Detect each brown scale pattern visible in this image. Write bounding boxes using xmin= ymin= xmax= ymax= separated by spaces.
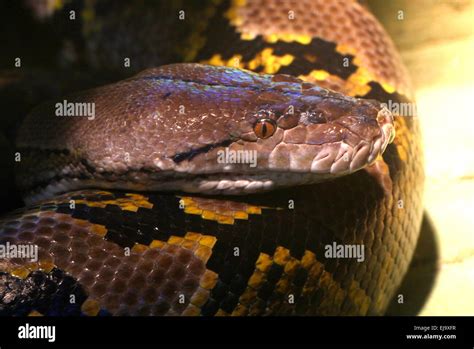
xmin=0 ymin=210 xmax=209 ymax=316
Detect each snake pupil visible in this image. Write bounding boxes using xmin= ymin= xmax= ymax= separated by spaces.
xmin=254 ymin=118 xmax=276 ymax=139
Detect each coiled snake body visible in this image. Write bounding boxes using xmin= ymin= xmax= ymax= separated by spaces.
xmin=0 ymin=0 xmax=423 ymax=316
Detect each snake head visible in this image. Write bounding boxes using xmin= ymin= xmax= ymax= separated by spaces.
xmin=16 ymin=64 xmax=395 ymax=199
xmin=160 ymin=66 xmax=396 ymax=194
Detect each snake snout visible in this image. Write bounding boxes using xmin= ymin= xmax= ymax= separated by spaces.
xmin=377 ymin=106 xmax=396 ymax=152
xmin=361 ymin=98 xmax=395 ymax=143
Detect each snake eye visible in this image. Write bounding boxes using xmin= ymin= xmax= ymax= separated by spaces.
xmin=254 ymin=118 xmax=277 ymax=139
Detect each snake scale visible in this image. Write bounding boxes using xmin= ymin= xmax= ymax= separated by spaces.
xmin=0 ymin=0 xmax=423 ymax=316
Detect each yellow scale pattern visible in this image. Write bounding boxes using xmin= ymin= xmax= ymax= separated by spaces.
xmin=73 ymin=192 xmax=153 ymax=212
xmin=131 ymin=231 xmax=222 ymax=316
xmin=0 ymin=203 xmax=220 ymax=316
xmin=208 ymin=0 xmax=405 ymax=100
xmin=179 ymin=196 xmax=266 ymax=225
xmin=225 ymin=247 xmax=373 ymax=316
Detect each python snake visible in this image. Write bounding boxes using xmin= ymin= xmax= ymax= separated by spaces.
xmin=0 ymin=0 xmax=423 ymax=316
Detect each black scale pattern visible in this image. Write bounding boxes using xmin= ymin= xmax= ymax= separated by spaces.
xmin=48 ymin=188 xmax=355 ymax=315
xmin=195 ymin=1 xmax=358 ymax=79
xmin=0 ymin=268 xmax=106 ymax=316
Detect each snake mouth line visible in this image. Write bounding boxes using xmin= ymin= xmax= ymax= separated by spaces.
xmin=21 ymin=130 xmax=390 ymax=204
xmin=22 ymin=173 xmax=326 ymax=204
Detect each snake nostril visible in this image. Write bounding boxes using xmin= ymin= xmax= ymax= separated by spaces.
xmin=305 ymin=109 xmax=327 ymax=124
xmin=277 ymin=111 xmax=299 ymax=129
